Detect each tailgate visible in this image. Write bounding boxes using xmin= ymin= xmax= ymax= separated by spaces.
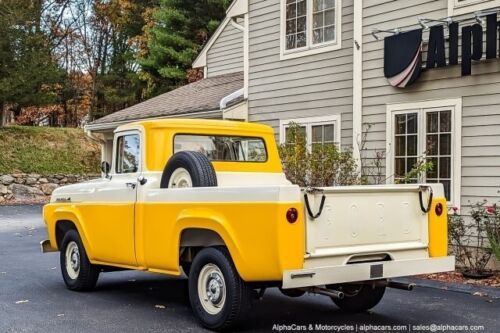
xmin=302 ymin=184 xmax=442 ymax=258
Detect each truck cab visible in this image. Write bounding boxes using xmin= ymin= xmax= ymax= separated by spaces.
xmin=42 ymin=119 xmax=454 ymax=331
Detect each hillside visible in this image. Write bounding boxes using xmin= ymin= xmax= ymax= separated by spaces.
xmin=0 ymin=126 xmax=100 ymax=175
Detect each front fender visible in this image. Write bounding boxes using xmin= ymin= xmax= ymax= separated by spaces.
xmin=43 ymin=204 xmax=94 ymax=258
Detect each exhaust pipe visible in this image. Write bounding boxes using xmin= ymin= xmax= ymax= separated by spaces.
xmin=362 ymin=280 xmax=416 ymax=291
xmin=387 ymin=281 xmax=415 ymax=291
xmin=301 ymin=287 xmax=345 ymax=299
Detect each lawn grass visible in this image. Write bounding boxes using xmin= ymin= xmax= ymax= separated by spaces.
xmin=0 ymin=126 xmax=100 ymax=175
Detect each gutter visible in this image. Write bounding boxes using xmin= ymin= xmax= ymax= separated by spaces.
xmin=220 ymin=88 xmax=245 ymax=110
xmin=84 ymin=128 xmax=105 ymax=144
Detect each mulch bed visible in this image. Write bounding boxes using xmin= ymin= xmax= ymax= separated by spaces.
xmin=417 ymin=271 xmax=500 ymax=288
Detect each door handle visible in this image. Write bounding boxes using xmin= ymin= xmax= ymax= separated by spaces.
xmin=126 ymin=182 xmax=136 ymax=189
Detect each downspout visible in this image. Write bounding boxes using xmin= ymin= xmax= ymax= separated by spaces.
xmin=230 ymin=18 xmax=245 ymax=32
xmin=84 ymin=129 xmax=108 ymax=171
xmin=352 ymin=0 xmax=363 ymax=173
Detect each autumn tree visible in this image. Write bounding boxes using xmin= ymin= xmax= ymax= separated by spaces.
xmin=0 ymin=0 xmax=63 ymax=126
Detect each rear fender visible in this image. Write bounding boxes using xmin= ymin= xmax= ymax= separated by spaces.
xmin=172 ymin=208 xmax=246 ymax=279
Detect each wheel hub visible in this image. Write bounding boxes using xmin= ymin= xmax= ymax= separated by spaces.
xmin=65 ymin=241 xmax=80 ymax=280
xmin=198 ymin=263 xmax=226 ymax=315
xmin=206 ymin=272 xmax=224 ymax=304
xmin=70 ymin=249 xmax=80 ymax=271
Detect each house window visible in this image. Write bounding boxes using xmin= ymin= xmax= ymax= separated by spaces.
xmin=386 ymin=99 xmax=462 ymax=205
xmin=116 ymin=134 xmax=140 ymax=174
xmin=281 ymin=0 xmax=342 ymax=60
xmin=448 ymin=0 xmax=500 ymax=16
xmin=280 ymin=115 xmax=341 ymax=148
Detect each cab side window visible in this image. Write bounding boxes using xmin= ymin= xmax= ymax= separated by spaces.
xmin=116 ymin=134 xmax=140 ymax=174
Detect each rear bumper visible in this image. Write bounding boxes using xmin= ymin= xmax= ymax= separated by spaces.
xmin=40 ymin=239 xmax=57 ymax=253
xmin=282 ymin=256 xmax=455 ymax=289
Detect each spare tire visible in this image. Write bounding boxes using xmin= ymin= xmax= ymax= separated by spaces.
xmin=160 ymin=151 xmax=217 ymax=188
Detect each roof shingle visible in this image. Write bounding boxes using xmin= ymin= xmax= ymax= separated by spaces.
xmin=89 ymin=72 xmax=243 ymax=125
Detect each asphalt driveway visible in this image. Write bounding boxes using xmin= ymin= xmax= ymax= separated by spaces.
xmin=0 ymin=205 xmax=498 ymax=333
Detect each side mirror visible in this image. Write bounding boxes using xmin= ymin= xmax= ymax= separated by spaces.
xmin=101 ymin=161 xmax=111 ymax=178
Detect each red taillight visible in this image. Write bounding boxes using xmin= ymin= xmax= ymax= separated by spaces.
xmin=286 ymin=208 xmax=298 ymax=223
xmin=435 ymin=203 xmax=443 ymax=216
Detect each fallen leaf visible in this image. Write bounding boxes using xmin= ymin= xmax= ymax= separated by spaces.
xmin=15 ymin=300 xmax=29 ymax=304
xmin=155 ymin=305 xmax=166 ymax=309
xmin=473 ymin=291 xmax=487 ymax=297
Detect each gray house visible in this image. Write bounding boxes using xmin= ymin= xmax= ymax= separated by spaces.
xmin=86 ymin=0 xmax=500 ymax=213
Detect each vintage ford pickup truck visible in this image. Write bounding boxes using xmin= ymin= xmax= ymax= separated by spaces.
xmin=41 ymin=119 xmax=454 ymax=330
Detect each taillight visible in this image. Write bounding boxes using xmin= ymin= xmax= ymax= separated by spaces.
xmin=286 ymin=208 xmax=298 ymax=223
xmin=435 ymin=203 xmax=443 ymax=216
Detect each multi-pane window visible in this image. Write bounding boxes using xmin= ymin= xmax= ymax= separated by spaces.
xmin=285 ymin=0 xmax=307 ymax=50
xmin=283 ymin=0 xmax=341 ymax=55
xmin=312 ymin=123 xmax=335 ymax=149
xmin=312 ymin=0 xmax=336 ymax=44
xmin=281 ymin=116 xmax=340 ymax=148
xmin=391 ymin=109 xmax=455 ymax=201
xmin=394 ymin=113 xmax=419 ymax=184
xmin=425 ymin=111 xmax=452 ymax=200
xmin=116 ymin=134 xmax=140 ymax=174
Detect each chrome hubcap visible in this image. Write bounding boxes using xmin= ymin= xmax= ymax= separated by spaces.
xmin=198 ymin=264 xmax=226 ymax=315
xmin=65 ymin=241 xmax=80 ymax=279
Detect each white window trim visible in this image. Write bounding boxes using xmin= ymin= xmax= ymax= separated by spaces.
xmin=279 ymin=115 xmax=342 ymax=147
xmin=280 ymin=0 xmax=342 ymax=61
xmin=448 ymin=0 xmax=500 ymax=16
xmin=112 ymin=129 xmax=143 ymax=176
xmin=386 ymin=98 xmax=462 ymax=207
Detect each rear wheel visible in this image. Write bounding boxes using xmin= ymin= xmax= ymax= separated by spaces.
xmin=188 ymin=247 xmax=252 ymax=331
xmin=327 ymin=283 xmax=386 ymax=312
xmin=60 ymin=229 xmax=100 ymax=291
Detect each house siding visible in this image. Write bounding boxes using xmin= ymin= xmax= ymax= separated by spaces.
xmin=247 ymin=0 xmax=355 ymax=148
xmin=361 ymin=0 xmax=500 ymax=206
xmin=206 ymin=19 xmax=244 ymax=77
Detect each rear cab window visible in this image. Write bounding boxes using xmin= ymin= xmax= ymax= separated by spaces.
xmin=174 ymin=134 xmax=267 ymax=162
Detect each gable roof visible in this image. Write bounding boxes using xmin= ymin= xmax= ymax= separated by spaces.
xmin=86 ymin=72 xmax=243 ymax=131
xmin=192 ymin=0 xmax=247 ymax=68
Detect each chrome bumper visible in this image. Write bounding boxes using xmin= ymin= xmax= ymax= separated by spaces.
xmin=282 ymin=256 xmax=455 ymax=289
xmin=40 ymin=239 xmax=57 ymax=253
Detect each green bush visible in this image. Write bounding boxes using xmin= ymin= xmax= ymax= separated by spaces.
xmin=448 ymin=200 xmax=499 ymax=275
xmin=278 ymin=122 xmax=360 ymax=187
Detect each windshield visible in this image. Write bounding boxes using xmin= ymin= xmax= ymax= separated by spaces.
xmin=174 ymin=134 xmax=267 ymax=162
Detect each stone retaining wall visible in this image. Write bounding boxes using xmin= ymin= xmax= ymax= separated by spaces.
xmin=0 ymin=173 xmax=99 ymax=203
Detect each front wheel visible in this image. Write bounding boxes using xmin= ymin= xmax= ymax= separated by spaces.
xmin=327 ymin=283 xmax=386 ymax=312
xmin=60 ymin=229 xmax=100 ymax=291
xmin=188 ymin=247 xmax=252 ymax=331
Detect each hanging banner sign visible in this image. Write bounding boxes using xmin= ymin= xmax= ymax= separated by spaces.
xmin=384 ymin=13 xmax=500 ymax=88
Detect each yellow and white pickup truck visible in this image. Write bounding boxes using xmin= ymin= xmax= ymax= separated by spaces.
xmin=41 ymin=119 xmax=454 ymax=331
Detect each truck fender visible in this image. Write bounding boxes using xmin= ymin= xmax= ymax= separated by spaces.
xmin=173 ymin=208 xmax=247 ymax=279
xmin=48 ymin=207 xmax=94 ymax=258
